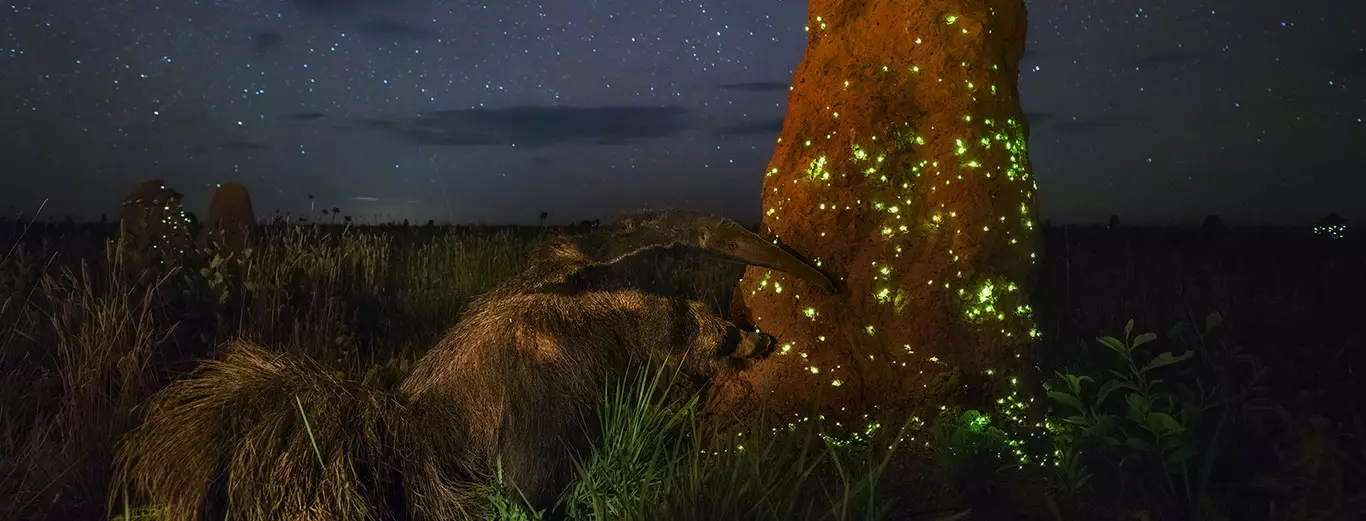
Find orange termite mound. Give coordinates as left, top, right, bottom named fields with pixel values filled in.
left=707, top=0, right=1042, bottom=434
left=197, top=182, right=256, bottom=255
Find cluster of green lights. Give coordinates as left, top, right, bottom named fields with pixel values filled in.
left=124, top=188, right=193, bottom=264
left=960, top=279, right=1038, bottom=338
left=1313, top=223, right=1347, bottom=239
left=712, top=413, right=918, bottom=457
left=738, top=11, right=1056, bottom=464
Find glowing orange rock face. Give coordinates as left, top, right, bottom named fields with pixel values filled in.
left=119, top=179, right=193, bottom=266
left=198, top=182, right=255, bottom=255
left=709, top=0, right=1041, bottom=431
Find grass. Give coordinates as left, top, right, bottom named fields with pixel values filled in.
left=555, top=363, right=905, bottom=521
left=0, top=220, right=1362, bottom=520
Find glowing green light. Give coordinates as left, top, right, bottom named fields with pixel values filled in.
left=806, top=155, right=830, bottom=182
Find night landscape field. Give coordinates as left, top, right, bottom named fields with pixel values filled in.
left=3, top=0, right=1364, bottom=520
left=1, top=219, right=1362, bottom=520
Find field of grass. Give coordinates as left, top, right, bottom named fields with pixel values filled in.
left=1, top=221, right=1363, bottom=520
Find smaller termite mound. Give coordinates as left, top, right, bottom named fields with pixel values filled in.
left=118, top=179, right=193, bottom=267
left=197, top=181, right=256, bottom=255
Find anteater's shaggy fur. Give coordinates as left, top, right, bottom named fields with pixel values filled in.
left=115, top=209, right=836, bottom=520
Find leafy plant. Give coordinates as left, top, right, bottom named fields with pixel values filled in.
left=1043, top=316, right=1221, bottom=518
left=1042, top=313, right=1366, bottom=520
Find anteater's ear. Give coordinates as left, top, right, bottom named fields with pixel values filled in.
left=569, top=209, right=837, bottom=294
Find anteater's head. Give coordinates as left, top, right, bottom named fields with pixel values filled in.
left=615, top=209, right=838, bottom=294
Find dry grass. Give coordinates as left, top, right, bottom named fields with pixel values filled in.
left=2, top=236, right=175, bottom=519
left=115, top=341, right=399, bottom=521
left=0, top=223, right=738, bottom=520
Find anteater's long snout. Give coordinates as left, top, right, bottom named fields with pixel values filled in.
left=714, top=221, right=838, bottom=294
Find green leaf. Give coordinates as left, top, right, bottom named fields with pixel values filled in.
left=1204, top=312, right=1223, bottom=333
left=1126, top=393, right=1151, bottom=420
left=1097, top=336, right=1127, bottom=353
left=1131, top=332, right=1157, bottom=350
left=1124, top=319, right=1135, bottom=338
left=1048, top=391, right=1087, bottom=413
left=1062, top=416, right=1093, bottom=428
left=1141, top=351, right=1194, bottom=373
left=1147, top=412, right=1184, bottom=436
left=1095, top=379, right=1137, bottom=409
left=1057, top=373, right=1093, bottom=395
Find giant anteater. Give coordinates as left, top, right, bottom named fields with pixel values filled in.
left=114, top=209, right=836, bottom=520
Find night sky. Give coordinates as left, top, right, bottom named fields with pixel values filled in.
left=2, top=0, right=1363, bottom=226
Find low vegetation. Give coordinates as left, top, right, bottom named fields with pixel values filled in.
left=1, top=221, right=1362, bottom=520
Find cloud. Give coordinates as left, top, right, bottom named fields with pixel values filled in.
left=357, top=18, right=431, bottom=38
left=367, top=105, right=693, bottom=147
left=716, top=117, right=784, bottom=136
left=250, top=31, right=284, bottom=53
left=359, top=117, right=397, bottom=129
left=394, top=125, right=503, bottom=147
left=718, top=81, right=789, bottom=92
left=285, top=111, right=329, bottom=121
left=1025, top=112, right=1057, bottom=124
left=219, top=140, right=270, bottom=150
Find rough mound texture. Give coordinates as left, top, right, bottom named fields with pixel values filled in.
left=198, top=181, right=256, bottom=255
left=711, top=0, right=1041, bottom=431
left=118, top=179, right=193, bottom=266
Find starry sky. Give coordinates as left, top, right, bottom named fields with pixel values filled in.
left=2, top=0, right=1363, bottom=226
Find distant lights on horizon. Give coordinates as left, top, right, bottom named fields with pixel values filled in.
left=1313, top=223, right=1348, bottom=239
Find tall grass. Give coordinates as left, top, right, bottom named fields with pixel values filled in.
left=0, top=223, right=746, bottom=520
left=2, top=236, right=175, bottom=519
left=559, top=364, right=905, bottom=521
